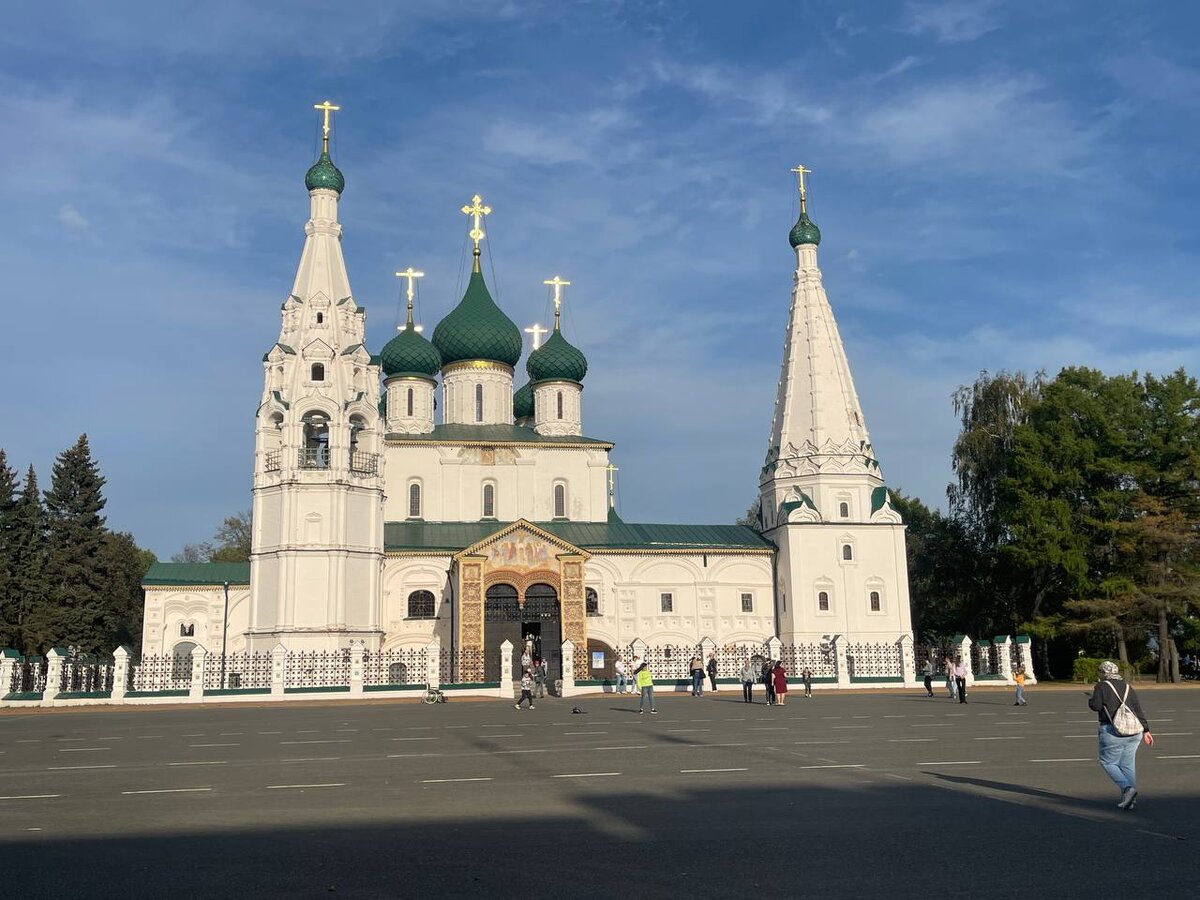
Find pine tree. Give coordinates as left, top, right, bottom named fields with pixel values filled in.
left=41, top=435, right=109, bottom=654
left=10, top=466, right=49, bottom=654
left=0, top=450, right=19, bottom=647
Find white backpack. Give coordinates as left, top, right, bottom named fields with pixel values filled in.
left=1104, top=681, right=1143, bottom=737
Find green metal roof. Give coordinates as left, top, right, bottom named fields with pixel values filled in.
left=432, top=269, right=522, bottom=367
left=789, top=210, right=821, bottom=247
left=305, top=150, right=345, bottom=193
left=381, top=322, right=442, bottom=378
left=143, top=562, right=250, bottom=587
left=384, top=424, right=612, bottom=446
left=513, top=381, right=534, bottom=420
left=871, top=486, right=890, bottom=514
left=527, top=328, right=587, bottom=384
left=384, top=520, right=774, bottom=553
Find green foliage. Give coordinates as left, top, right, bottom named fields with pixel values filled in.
left=0, top=450, right=17, bottom=646
left=1072, top=657, right=1137, bottom=683
left=172, top=510, right=252, bottom=564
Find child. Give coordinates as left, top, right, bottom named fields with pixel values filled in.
left=514, top=668, right=535, bottom=710
left=802, top=666, right=813, bottom=698
left=1013, top=667, right=1028, bottom=706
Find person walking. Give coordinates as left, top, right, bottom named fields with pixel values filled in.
left=533, top=657, right=546, bottom=699
left=923, top=659, right=935, bottom=697
left=706, top=653, right=719, bottom=693
left=763, top=659, right=776, bottom=706
left=635, top=660, right=657, bottom=714
left=1013, top=667, right=1028, bottom=706
left=952, top=658, right=967, bottom=704
left=802, top=666, right=813, bottom=698
left=740, top=659, right=757, bottom=703
left=1088, top=660, right=1153, bottom=809
left=690, top=656, right=705, bottom=696
left=513, top=669, right=535, bottom=710
left=614, top=656, right=628, bottom=695
left=771, top=660, right=788, bottom=707
left=944, top=655, right=957, bottom=700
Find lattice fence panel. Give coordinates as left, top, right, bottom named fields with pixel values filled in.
left=1009, top=641, right=1022, bottom=673
left=971, top=642, right=993, bottom=676
left=914, top=643, right=957, bottom=676
left=364, top=648, right=427, bottom=686
left=64, top=658, right=114, bottom=693
left=440, top=649, right=485, bottom=684
left=781, top=643, right=838, bottom=678
left=640, top=644, right=701, bottom=679
left=714, top=643, right=769, bottom=678
left=10, top=658, right=48, bottom=693
left=846, top=642, right=903, bottom=679
left=284, top=650, right=351, bottom=689
left=203, top=652, right=273, bottom=689
left=132, top=654, right=192, bottom=691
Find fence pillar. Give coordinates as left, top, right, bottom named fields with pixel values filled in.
left=42, top=647, right=67, bottom=705
left=829, top=636, right=850, bottom=688
left=499, top=639, right=514, bottom=699
left=112, top=646, right=130, bottom=701
left=190, top=645, right=206, bottom=700
left=955, top=635, right=974, bottom=686
left=349, top=641, right=365, bottom=697
left=0, top=649, right=19, bottom=696
left=994, top=635, right=1013, bottom=682
left=766, top=636, right=783, bottom=663
left=426, top=637, right=441, bottom=690
left=1015, top=635, right=1037, bottom=684
left=561, top=639, right=576, bottom=696
left=897, top=633, right=916, bottom=685
left=271, top=643, right=287, bottom=697
left=630, top=638, right=648, bottom=667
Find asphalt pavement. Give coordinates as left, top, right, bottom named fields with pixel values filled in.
left=1, top=684, right=1197, bottom=898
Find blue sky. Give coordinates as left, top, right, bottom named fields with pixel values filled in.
left=3, top=1, right=1199, bottom=558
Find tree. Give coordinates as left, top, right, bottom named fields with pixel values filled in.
left=735, top=499, right=760, bottom=531
left=172, top=542, right=215, bottom=564
left=9, top=466, right=49, bottom=653
left=0, top=450, right=18, bottom=646
left=100, top=531, right=155, bottom=650
left=211, top=510, right=252, bottom=562
left=39, top=435, right=109, bottom=653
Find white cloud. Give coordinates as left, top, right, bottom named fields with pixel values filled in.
left=57, top=203, right=90, bottom=232
left=903, top=1, right=1001, bottom=44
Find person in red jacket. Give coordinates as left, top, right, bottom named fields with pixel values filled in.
left=771, top=661, right=788, bottom=707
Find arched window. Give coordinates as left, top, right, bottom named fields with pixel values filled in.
left=179, top=623, right=194, bottom=637
left=406, top=387, right=414, bottom=417
left=408, top=483, right=422, bottom=519
left=311, top=363, right=325, bottom=381
left=869, top=591, right=881, bottom=612
left=301, top=411, right=329, bottom=468
left=482, top=483, right=495, bottom=519
left=316, top=312, right=324, bottom=325
left=475, top=383, right=484, bottom=422
left=553, top=483, right=566, bottom=518
left=839, top=502, right=849, bottom=518
left=407, top=590, right=436, bottom=619
left=842, top=544, right=853, bottom=561
left=585, top=587, right=599, bottom=617
left=557, top=390, right=564, bottom=420
left=818, top=591, right=830, bottom=612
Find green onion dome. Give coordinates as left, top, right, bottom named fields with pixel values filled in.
left=789, top=210, right=821, bottom=247
left=432, top=269, right=522, bottom=367
left=526, top=328, right=588, bottom=384
left=380, top=322, right=441, bottom=379
left=513, top=381, right=534, bottom=420
left=305, top=151, right=345, bottom=194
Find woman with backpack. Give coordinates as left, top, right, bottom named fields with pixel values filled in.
left=1087, top=660, right=1154, bottom=810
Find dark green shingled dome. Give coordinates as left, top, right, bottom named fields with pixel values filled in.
left=432, top=269, right=522, bottom=367
left=513, top=381, right=534, bottom=420
left=789, top=210, right=821, bottom=247
left=380, top=323, right=442, bottom=379
left=305, top=151, right=345, bottom=193
left=526, top=328, right=588, bottom=384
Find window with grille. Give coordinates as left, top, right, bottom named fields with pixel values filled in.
left=740, top=592, right=753, bottom=613
left=839, top=502, right=849, bottom=517
left=842, top=544, right=853, bottom=561
left=557, top=390, right=564, bottom=419
left=660, top=592, right=673, bottom=613
left=554, top=483, right=566, bottom=518
left=406, top=388, right=414, bottom=416
left=407, top=590, right=436, bottom=618
left=408, top=483, right=421, bottom=518
left=818, top=591, right=830, bottom=612
left=482, top=483, right=495, bottom=518
left=475, top=384, right=483, bottom=422
left=869, top=591, right=881, bottom=612
left=311, top=363, right=324, bottom=381
left=586, top=587, right=599, bottom=617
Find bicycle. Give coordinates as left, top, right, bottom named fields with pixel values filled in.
left=422, top=686, right=447, bottom=704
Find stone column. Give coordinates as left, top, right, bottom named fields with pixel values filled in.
left=426, top=637, right=441, bottom=690
left=897, top=633, right=916, bottom=685
left=1016, top=636, right=1037, bottom=684
left=0, top=648, right=20, bottom=696
left=43, top=648, right=67, bottom=705
left=955, top=635, right=974, bottom=686
left=457, top=557, right=486, bottom=682
left=499, top=639, right=514, bottom=699
left=271, top=643, right=287, bottom=697
left=112, top=646, right=131, bottom=701
left=830, top=636, right=850, bottom=688
left=994, top=635, right=1013, bottom=683
left=561, top=639, right=576, bottom=696
left=190, top=644, right=206, bottom=700
left=349, top=641, right=365, bottom=697
left=559, top=556, right=589, bottom=680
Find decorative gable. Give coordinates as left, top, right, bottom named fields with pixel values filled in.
left=454, top=519, right=589, bottom=564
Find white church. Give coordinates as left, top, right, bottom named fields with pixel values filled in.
left=142, top=107, right=914, bottom=683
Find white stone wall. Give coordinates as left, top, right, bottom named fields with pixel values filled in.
left=385, top=376, right=436, bottom=433
left=142, top=586, right=251, bottom=657
left=533, top=381, right=582, bottom=436
left=442, top=365, right=515, bottom=426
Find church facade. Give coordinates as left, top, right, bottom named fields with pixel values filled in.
left=141, top=113, right=913, bottom=682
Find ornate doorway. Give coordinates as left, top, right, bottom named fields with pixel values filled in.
left=483, top=582, right=562, bottom=682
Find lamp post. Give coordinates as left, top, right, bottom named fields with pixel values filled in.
left=220, top=580, right=230, bottom=689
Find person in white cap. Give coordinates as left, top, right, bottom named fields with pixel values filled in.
left=1088, top=660, right=1153, bottom=809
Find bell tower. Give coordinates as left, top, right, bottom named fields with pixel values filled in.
left=248, top=101, right=385, bottom=652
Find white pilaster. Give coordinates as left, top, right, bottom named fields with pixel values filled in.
left=271, top=643, right=287, bottom=697
left=112, top=646, right=130, bottom=701
left=561, top=639, right=576, bottom=695
left=349, top=641, right=365, bottom=697
left=1016, top=636, right=1037, bottom=684
left=189, top=645, right=206, bottom=700
left=426, top=637, right=441, bottom=690
left=43, top=648, right=66, bottom=705
left=500, top=639, right=514, bottom=699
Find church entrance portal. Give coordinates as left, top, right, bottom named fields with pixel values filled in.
left=484, top=582, right=562, bottom=684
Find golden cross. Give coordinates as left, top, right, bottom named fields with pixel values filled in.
left=395, top=267, right=425, bottom=327
left=461, top=194, right=492, bottom=257
left=544, top=275, right=571, bottom=327
left=605, top=462, right=619, bottom=506
left=524, top=322, right=549, bottom=350
left=314, top=100, right=341, bottom=154
left=790, top=164, right=812, bottom=209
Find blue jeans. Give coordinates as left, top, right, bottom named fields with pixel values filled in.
left=1098, top=724, right=1141, bottom=792
left=692, top=671, right=704, bottom=695
left=639, top=685, right=655, bottom=711
left=1015, top=684, right=1026, bottom=704
left=616, top=673, right=627, bottom=693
